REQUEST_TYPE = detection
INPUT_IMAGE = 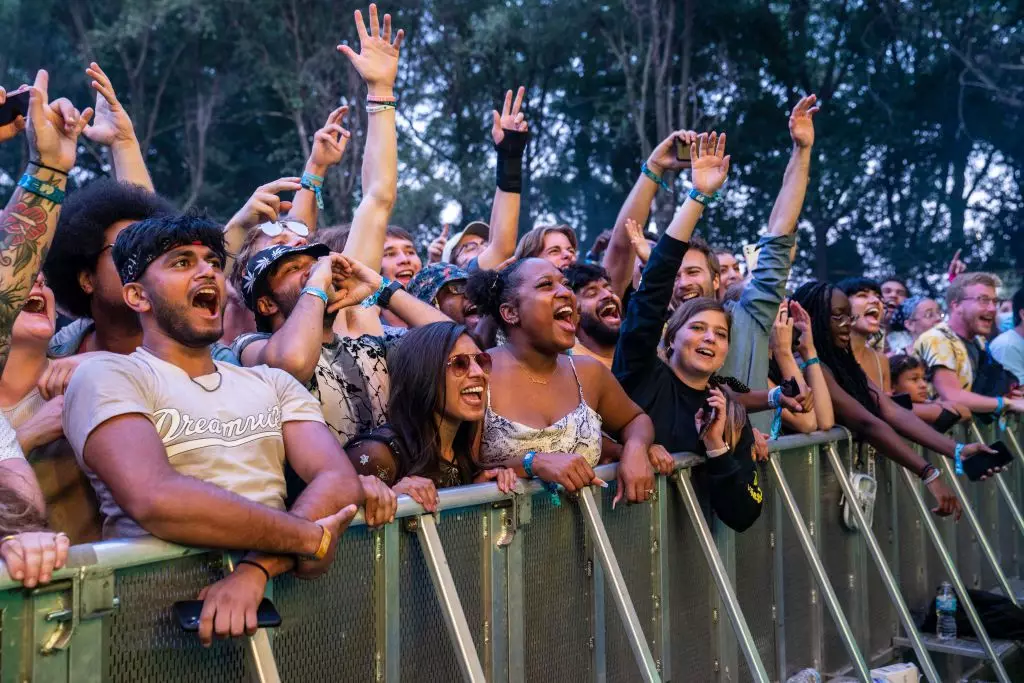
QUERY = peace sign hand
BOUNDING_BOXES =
[689,132,731,197]
[336,4,405,95]
[492,86,528,145]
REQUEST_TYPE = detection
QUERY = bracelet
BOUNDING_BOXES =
[706,445,729,458]
[300,286,329,305]
[236,559,271,582]
[376,280,403,310]
[0,534,17,546]
[953,443,965,476]
[688,187,720,206]
[360,277,393,308]
[18,174,65,204]
[366,95,397,104]
[767,386,783,409]
[29,159,69,176]
[365,103,396,114]
[640,162,671,192]
[799,357,820,371]
[300,524,332,562]
[921,464,942,486]
[523,451,537,478]
[300,172,325,210]
[996,396,1004,415]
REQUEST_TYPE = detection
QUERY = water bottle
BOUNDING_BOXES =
[936,581,958,640]
[785,669,821,683]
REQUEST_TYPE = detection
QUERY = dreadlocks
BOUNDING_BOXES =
[791,281,881,417]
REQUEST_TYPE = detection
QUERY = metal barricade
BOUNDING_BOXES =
[2,424,1022,683]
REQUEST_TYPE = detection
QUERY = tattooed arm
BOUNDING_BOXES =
[0,70,90,370]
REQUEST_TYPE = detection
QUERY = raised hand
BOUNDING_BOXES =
[323,254,384,312]
[82,63,136,149]
[0,86,28,143]
[624,218,651,264]
[788,299,817,359]
[310,106,351,169]
[227,178,302,232]
[427,224,449,263]
[770,299,795,358]
[336,4,405,96]
[689,132,730,196]
[646,129,698,175]
[492,86,528,145]
[27,70,93,172]
[788,94,820,149]
[946,248,967,281]
[696,387,728,450]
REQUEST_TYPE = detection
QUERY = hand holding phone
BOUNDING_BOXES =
[0,87,30,127]
[173,598,282,632]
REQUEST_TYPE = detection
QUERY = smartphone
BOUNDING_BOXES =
[172,598,282,632]
[742,243,760,272]
[0,88,30,126]
[674,136,691,162]
[779,376,800,398]
[698,398,717,439]
[962,441,1014,482]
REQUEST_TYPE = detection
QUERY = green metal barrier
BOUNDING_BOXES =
[1,422,1021,682]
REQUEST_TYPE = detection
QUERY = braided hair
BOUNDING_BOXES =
[791,281,881,416]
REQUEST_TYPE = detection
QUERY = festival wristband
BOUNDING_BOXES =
[0,534,17,546]
[360,277,393,308]
[921,464,941,486]
[18,174,65,204]
[767,386,783,409]
[995,396,1004,415]
[688,187,720,206]
[300,286,329,305]
[799,357,820,371]
[376,280,403,310]
[365,103,396,114]
[953,443,965,476]
[523,451,537,478]
[300,524,332,562]
[300,172,325,210]
[366,95,397,104]
[236,559,271,582]
[640,162,670,192]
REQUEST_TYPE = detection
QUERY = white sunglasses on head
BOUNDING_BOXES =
[257,220,310,237]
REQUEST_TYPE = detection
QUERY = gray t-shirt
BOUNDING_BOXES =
[992,329,1024,384]
[49,317,239,364]
[63,348,324,538]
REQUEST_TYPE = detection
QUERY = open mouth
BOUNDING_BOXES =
[679,288,702,303]
[695,346,716,359]
[22,294,47,315]
[597,299,621,323]
[863,306,882,321]
[463,302,479,318]
[190,285,221,318]
[554,304,576,332]
[395,269,416,283]
[460,384,484,406]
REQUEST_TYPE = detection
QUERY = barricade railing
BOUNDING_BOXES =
[1,421,1022,682]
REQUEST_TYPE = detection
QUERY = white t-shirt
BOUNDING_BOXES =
[0,413,24,463]
[63,348,325,538]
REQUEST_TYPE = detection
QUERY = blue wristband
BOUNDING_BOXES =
[301,172,325,210]
[18,174,65,204]
[767,386,783,409]
[360,277,393,308]
[799,357,820,371]
[953,443,965,476]
[640,163,671,192]
[996,396,1004,415]
[300,286,329,305]
[523,451,537,478]
[688,187,720,206]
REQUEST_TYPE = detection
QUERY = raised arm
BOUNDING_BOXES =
[287,106,351,231]
[790,300,834,430]
[326,255,450,327]
[0,70,91,370]
[82,62,152,191]
[222,178,302,261]
[766,94,817,237]
[770,304,818,433]
[603,130,695,299]
[476,87,529,270]
[337,5,403,271]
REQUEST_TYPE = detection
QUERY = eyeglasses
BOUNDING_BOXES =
[257,220,311,238]
[446,352,492,377]
[830,313,853,326]
[912,309,945,322]
[959,296,1001,308]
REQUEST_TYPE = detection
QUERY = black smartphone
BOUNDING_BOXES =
[0,88,30,126]
[674,136,691,162]
[891,393,914,410]
[779,376,800,398]
[172,598,282,632]
[698,397,716,439]
[963,441,1014,482]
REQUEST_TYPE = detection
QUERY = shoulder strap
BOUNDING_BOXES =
[566,355,585,400]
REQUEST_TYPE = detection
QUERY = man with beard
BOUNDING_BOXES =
[915,272,1024,415]
[407,263,481,331]
[232,243,449,445]
[565,263,622,368]
[63,213,375,644]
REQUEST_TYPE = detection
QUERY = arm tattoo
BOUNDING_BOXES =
[0,169,66,370]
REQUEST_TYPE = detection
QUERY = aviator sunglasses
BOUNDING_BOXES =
[257,220,311,238]
[446,352,492,377]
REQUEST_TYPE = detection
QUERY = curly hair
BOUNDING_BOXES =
[43,178,176,318]
[465,259,533,332]
[792,280,881,416]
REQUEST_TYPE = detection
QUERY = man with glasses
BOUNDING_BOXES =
[407,263,480,331]
[914,272,1024,416]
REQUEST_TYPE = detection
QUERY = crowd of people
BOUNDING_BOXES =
[1,3,1021,647]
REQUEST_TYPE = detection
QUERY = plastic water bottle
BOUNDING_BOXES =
[785,669,821,683]
[936,581,958,640]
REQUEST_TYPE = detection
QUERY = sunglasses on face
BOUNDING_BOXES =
[446,352,492,377]
[442,281,467,297]
[257,220,311,238]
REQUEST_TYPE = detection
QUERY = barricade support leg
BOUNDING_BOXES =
[897,467,1012,683]
[223,554,281,683]
[416,515,487,683]
[673,470,770,683]
[768,454,871,682]
[577,487,660,683]
[651,476,671,680]
[823,444,941,683]
[374,524,400,682]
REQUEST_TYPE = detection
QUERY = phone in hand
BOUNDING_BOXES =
[962,441,1014,482]
[779,377,800,399]
[0,88,30,126]
[172,598,282,632]
[698,397,717,439]
[674,136,691,162]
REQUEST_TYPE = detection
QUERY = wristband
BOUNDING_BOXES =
[523,451,537,478]
[376,280,403,310]
[366,95,397,104]
[29,159,69,176]
[361,277,393,308]
[799,357,820,371]
[706,446,729,458]
[640,162,670,192]
[236,559,271,582]
[495,129,528,193]
[767,386,783,409]
[953,443,965,476]
[300,524,332,561]
[300,286,329,305]
[995,396,1004,415]
[300,172,325,210]
[921,464,942,486]
[688,187,720,206]
[18,174,65,204]
[365,103,396,114]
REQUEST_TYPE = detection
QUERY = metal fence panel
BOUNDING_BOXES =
[867,454,898,663]
[778,447,819,675]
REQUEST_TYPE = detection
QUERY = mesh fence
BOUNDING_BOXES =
[778,448,819,676]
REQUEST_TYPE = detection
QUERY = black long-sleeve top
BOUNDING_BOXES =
[612,234,763,532]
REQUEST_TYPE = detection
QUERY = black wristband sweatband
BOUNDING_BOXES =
[495,129,528,193]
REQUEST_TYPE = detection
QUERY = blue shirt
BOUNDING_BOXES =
[991,328,1024,385]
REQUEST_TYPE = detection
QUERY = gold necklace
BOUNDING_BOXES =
[514,356,554,385]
